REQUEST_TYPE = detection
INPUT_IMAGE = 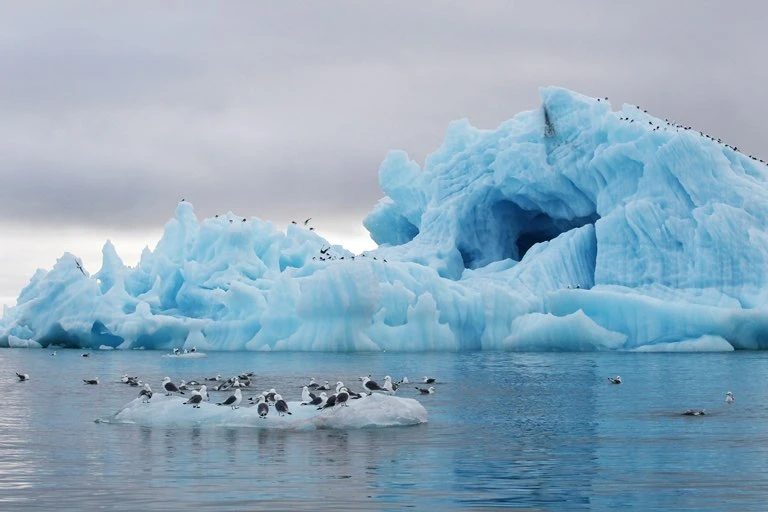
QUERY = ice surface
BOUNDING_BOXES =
[3,87,768,351]
[105,392,428,430]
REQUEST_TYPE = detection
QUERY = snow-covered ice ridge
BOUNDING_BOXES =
[4,86,768,352]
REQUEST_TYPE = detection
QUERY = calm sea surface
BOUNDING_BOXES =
[1,349,767,511]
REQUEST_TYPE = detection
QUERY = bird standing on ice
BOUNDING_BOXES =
[256,395,269,418]
[185,390,203,408]
[361,376,387,394]
[217,388,242,409]
[139,383,153,403]
[274,394,292,416]
[16,372,29,381]
[726,391,734,403]
[162,377,185,396]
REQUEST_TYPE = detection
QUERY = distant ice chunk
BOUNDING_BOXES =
[632,335,734,352]
[8,335,42,349]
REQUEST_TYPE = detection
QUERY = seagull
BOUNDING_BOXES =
[682,409,706,416]
[382,376,396,393]
[75,258,85,275]
[197,385,209,402]
[361,376,387,394]
[415,386,435,395]
[82,353,90,358]
[335,387,350,407]
[178,380,189,391]
[422,377,436,384]
[162,377,184,396]
[274,394,292,416]
[185,390,203,408]
[726,391,734,404]
[83,378,99,385]
[316,381,331,391]
[256,395,269,418]
[318,393,337,410]
[205,374,222,382]
[608,376,622,384]
[50,351,56,356]
[16,372,29,381]
[306,392,325,406]
[139,383,153,403]
[304,217,312,226]
[217,388,242,410]
[301,386,312,404]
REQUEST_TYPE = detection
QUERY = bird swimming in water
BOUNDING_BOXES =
[16,372,29,381]
[726,391,734,404]
[682,409,706,416]
[608,376,622,384]
[415,386,435,395]
[83,378,99,385]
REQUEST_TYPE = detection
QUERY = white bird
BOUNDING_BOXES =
[422,376,436,384]
[256,395,269,418]
[178,380,189,391]
[197,385,209,402]
[301,386,311,403]
[361,376,386,394]
[401,376,409,384]
[336,387,350,407]
[185,390,203,408]
[139,383,153,403]
[16,372,29,381]
[307,377,319,389]
[217,388,242,409]
[383,376,395,393]
[726,391,734,404]
[274,394,292,416]
[162,377,184,395]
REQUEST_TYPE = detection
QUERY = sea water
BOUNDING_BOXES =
[1,349,767,511]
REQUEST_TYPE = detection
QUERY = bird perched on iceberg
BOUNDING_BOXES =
[217,388,242,409]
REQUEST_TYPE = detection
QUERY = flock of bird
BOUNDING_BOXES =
[14,367,439,420]
[594,97,766,165]
[606,374,734,416]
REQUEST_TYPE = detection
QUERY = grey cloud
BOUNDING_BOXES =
[0,0,767,236]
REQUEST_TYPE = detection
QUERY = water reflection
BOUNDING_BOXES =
[1,350,768,510]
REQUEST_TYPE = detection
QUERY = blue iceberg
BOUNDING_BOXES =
[3,87,768,352]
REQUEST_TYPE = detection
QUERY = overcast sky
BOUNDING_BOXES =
[1,1,766,307]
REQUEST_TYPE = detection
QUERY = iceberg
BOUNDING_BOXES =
[3,86,768,352]
[102,393,428,430]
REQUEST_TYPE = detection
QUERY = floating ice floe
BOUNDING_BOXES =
[103,393,428,430]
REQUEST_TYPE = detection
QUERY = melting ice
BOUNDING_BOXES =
[3,87,768,351]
